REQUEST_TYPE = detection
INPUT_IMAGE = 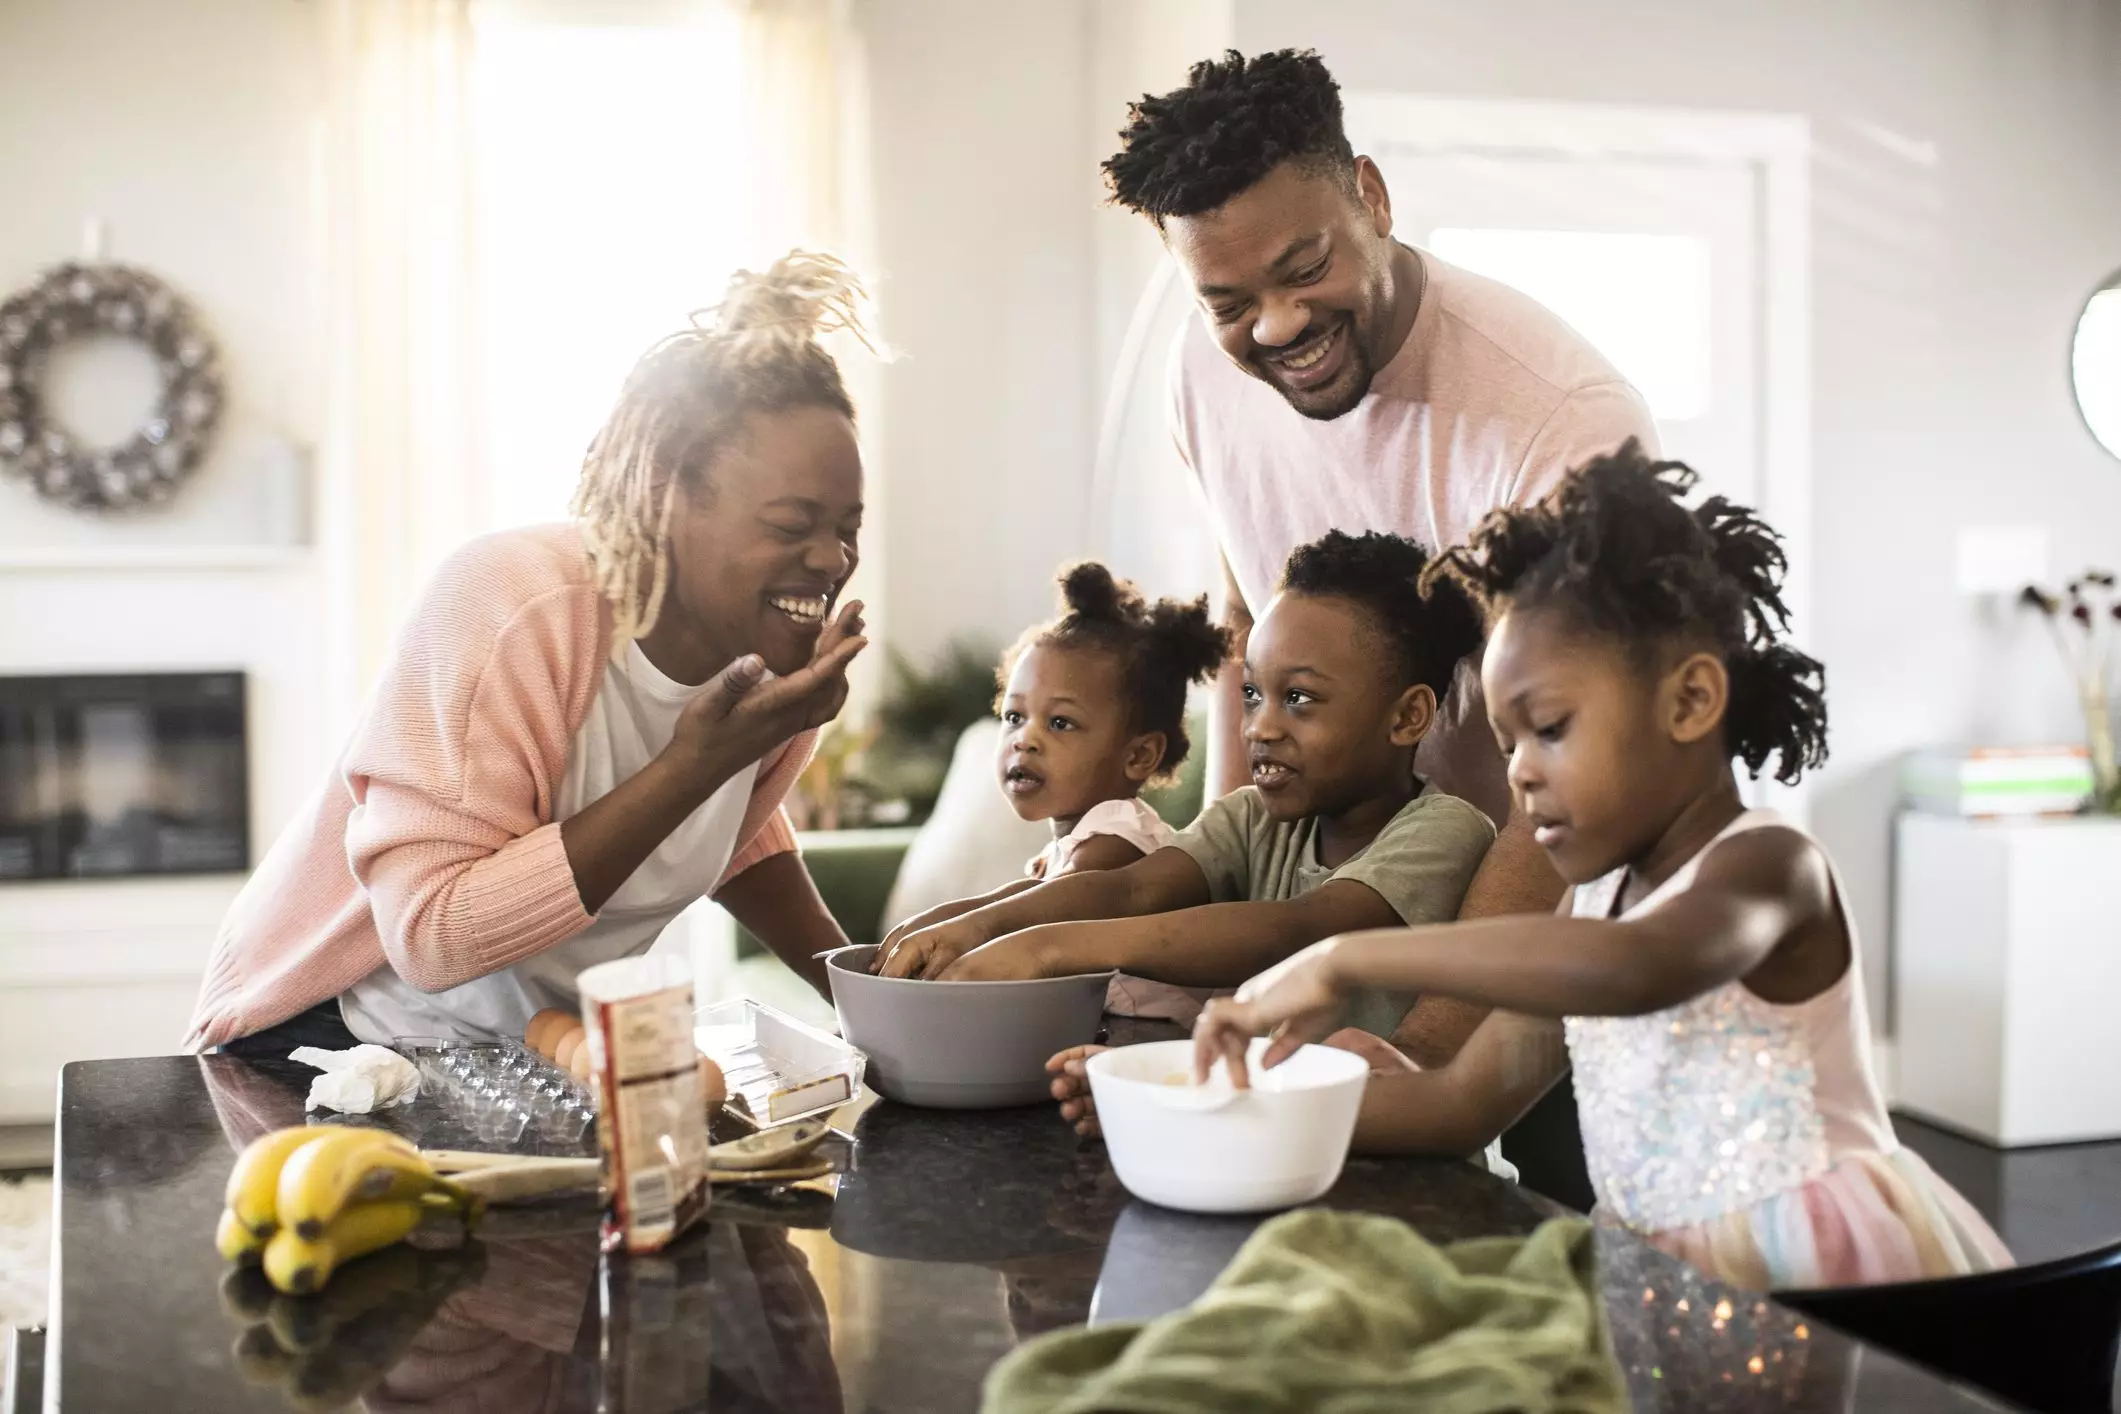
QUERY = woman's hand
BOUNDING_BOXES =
[562,602,864,916]
[1191,937,1355,1086]
[666,600,868,790]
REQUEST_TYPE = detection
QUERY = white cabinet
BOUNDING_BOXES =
[0,877,228,1121]
[1893,813,2121,1146]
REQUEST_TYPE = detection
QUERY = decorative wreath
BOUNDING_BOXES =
[0,261,224,511]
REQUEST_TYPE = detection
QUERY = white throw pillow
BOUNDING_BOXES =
[881,719,1053,931]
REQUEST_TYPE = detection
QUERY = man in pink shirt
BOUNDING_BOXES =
[1104,51,1656,1080]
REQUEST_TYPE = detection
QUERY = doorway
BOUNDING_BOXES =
[1347,94,1813,814]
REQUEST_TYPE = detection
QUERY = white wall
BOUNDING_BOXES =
[1233,0,2121,1026]
[0,0,331,1111]
[857,0,1098,661]
[1085,1,1236,403]
[856,0,1240,656]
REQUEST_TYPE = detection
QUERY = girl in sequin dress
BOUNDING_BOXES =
[1193,443,2011,1292]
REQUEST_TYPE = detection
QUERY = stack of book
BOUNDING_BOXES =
[1900,746,2094,817]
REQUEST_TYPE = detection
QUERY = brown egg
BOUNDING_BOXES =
[569,1040,595,1082]
[697,1054,727,1112]
[525,1008,574,1058]
[554,1028,585,1073]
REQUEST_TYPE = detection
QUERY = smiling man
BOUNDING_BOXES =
[1104,50,1656,1077]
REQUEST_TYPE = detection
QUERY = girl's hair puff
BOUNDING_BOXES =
[572,250,878,642]
[1001,562,1232,778]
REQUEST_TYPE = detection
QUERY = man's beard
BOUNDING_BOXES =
[1247,316,1376,421]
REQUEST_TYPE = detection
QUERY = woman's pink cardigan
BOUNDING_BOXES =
[185,524,815,1051]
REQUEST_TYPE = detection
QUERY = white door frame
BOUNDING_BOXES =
[1345,93,1814,818]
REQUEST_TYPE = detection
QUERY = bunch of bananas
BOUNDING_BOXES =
[217,1126,479,1294]
[220,1238,483,1412]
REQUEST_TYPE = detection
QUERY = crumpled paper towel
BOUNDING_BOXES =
[290,1043,421,1114]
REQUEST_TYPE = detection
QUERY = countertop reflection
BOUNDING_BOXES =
[49,1053,2016,1413]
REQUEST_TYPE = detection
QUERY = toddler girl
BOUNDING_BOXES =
[1191,444,2012,1292]
[879,562,1229,1019]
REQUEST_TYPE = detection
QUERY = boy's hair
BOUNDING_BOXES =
[1001,562,1232,776]
[573,250,876,642]
[1426,440,1829,785]
[1102,49,1357,227]
[1279,530,1485,701]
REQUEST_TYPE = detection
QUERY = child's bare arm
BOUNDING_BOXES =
[1194,829,1834,1089]
[1390,810,1567,1067]
[1312,825,1830,1020]
[940,877,1401,986]
[875,838,1147,966]
[876,847,1211,979]
[880,878,1043,953]
[1350,1010,1569,1157]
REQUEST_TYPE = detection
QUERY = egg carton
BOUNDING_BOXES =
[393,1037,598,1152]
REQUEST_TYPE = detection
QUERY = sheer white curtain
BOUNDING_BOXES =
[469,9,749,534]
[742,0,868,256]
[740,0,886,705]
[317,0,876,713]
[317,0,483,713]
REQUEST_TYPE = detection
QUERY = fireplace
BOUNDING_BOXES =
[0,671,248,880]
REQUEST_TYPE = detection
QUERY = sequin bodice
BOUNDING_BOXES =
[1564,813,1891,1234]
[1567,983,1830,1233]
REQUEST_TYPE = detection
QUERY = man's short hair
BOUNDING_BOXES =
[1102,49,1357,227]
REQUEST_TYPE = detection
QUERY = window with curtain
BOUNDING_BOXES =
[322,0,866,700]
[470,3,751,530]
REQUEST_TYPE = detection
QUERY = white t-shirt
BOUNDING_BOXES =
[341,641,760,1044]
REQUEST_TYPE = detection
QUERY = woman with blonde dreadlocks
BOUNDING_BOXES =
[188,252,875,1054]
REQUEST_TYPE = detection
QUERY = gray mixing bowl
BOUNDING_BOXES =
[822,944,1114,1108]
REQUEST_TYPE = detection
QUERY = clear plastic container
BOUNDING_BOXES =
[391,1036,598,1152]
[694,999,866,1129]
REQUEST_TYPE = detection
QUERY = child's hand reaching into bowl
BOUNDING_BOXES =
[937,926,1074,982]
[1048,1030,1406,1142]
[1192,937,1356,1085]
[874,916,995,979]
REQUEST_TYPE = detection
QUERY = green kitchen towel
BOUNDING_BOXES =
[982,1211,1625,1414]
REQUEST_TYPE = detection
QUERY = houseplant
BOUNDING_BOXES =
[786,637,1001,829]
[2020,571,2121,813]
[853,638,1001,825]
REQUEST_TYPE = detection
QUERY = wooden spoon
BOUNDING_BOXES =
[427,1120,834,1202]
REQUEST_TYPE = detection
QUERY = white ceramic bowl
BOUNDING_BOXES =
[1086,1038,1368,1214]
[822,944,1113,1108]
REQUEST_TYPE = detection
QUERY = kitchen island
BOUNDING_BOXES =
[43,1052,2018,1412]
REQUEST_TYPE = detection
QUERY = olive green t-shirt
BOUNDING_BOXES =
[1171,782,1498,1036]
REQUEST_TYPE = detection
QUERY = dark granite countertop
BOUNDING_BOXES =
[47,1053,2018,1413]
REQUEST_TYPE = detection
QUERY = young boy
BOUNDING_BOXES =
[874,530,1497,1043]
